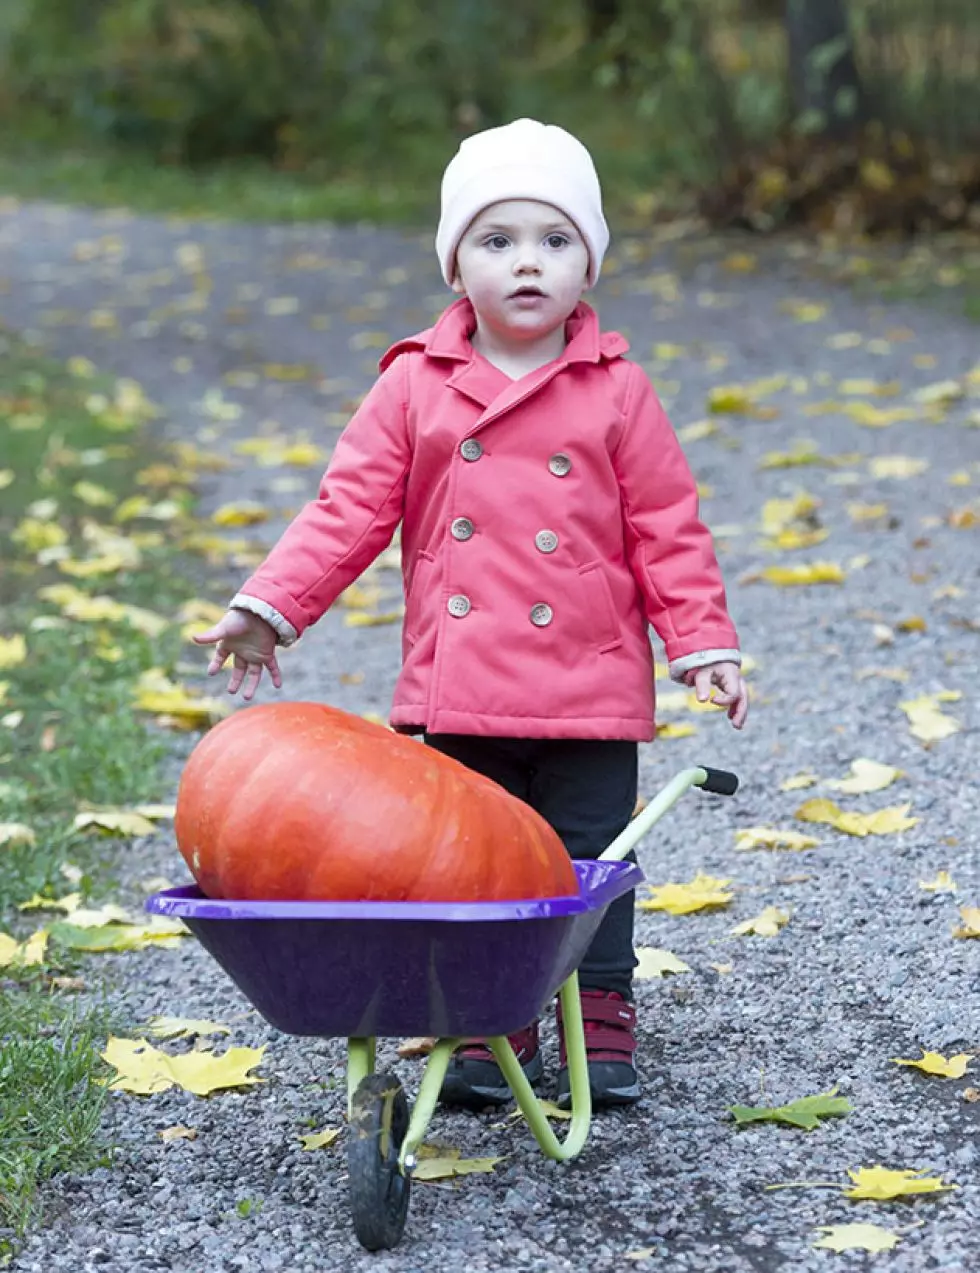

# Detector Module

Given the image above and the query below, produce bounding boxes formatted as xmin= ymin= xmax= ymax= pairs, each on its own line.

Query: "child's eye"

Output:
xmin=545 ymin=233 xmax=570 ymax=249
xmin=485 ymin=234 xmax=510 ymax=250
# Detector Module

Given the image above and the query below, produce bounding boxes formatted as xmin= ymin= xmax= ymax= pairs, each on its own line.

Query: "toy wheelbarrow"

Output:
xmin=145 ymin=764 xmax=737 ymax=1251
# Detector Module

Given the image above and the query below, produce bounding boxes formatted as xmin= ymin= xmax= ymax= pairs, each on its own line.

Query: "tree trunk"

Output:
xmin=785 ymin=0 xmax=868 ymax=138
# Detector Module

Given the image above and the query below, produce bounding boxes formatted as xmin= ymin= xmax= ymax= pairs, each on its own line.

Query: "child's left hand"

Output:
xmin=685 ymin=661 xmax=748 ymax=730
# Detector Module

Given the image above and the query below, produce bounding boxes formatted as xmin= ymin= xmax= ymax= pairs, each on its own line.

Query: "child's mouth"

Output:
xmin=509 ymin=287 xmax=546 ymax=300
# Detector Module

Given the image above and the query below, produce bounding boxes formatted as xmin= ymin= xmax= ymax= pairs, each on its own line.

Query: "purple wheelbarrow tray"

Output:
xmin=145 ymin=859 xmax=644 ymax=1039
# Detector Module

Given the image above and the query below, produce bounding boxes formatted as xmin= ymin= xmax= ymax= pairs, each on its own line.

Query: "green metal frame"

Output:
xmin=345 ymin=766 xmax=714 ymax=1176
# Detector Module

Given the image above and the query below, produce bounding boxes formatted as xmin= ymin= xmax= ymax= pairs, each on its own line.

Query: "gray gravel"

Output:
xmin=1 ymin=200 xmax=978 ymax=1272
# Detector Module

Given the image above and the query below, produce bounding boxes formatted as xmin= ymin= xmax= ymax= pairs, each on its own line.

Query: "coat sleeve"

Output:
xmin=231 ymin=357 xmax=411 ymax=641
xmin=613 ymin=362 xmax=741 ymax=680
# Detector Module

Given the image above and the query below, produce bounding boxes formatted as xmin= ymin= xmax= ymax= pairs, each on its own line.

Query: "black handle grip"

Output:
xmin=698 ymin=767 xmax=739 ymax=796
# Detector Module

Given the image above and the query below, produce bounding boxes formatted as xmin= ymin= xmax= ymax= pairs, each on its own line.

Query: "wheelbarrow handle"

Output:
xmin=598 ymin=765 xmax=739 ymax=863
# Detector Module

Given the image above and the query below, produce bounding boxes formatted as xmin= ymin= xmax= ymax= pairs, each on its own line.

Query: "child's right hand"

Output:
xmin=193 ymin=609 xmax=283 ymax=701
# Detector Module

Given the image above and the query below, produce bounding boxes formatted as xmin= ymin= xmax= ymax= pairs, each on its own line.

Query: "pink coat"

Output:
xmin=234 ymin=298 xmax=740 ymax=740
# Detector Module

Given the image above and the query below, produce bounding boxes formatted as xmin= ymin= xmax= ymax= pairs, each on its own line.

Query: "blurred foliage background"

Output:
xmin=0 ymin=0 xmax=978 ymax=233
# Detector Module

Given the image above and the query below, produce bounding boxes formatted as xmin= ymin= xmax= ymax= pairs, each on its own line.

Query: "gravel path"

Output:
xmin=1 ymin=201 xmax=978 ymax=1272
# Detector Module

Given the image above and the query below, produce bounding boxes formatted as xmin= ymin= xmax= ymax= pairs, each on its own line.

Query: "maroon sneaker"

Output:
xmin=556 ymin=989 xmax=640 ymax=1108
xmin=439 ymin=1020 xmax=543 ymax=1110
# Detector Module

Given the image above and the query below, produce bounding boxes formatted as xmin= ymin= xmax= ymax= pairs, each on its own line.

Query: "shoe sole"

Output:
xmin=556 ymin=1075 xmax=641 ymax=1109
xmin=439 ymin=1051 xmax=544 ymax=1110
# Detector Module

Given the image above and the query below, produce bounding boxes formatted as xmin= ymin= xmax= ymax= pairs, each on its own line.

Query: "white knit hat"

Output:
xmin=436 ymin=118 xmax=609 ymax=288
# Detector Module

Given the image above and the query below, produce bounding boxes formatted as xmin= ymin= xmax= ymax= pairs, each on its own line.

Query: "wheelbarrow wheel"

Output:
xmin=348 ymin=1072 xmax=412 ymax=1251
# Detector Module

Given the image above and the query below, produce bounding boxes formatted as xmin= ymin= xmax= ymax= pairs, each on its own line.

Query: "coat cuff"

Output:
xmin=230 ymin=594 xmax=299 ymax=647
xmin=668 ymin=648 xmax=741 ymax=684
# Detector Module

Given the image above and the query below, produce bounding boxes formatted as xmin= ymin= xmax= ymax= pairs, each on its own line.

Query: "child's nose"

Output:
xmin=513 ymin=247 xmax=543 ymax=273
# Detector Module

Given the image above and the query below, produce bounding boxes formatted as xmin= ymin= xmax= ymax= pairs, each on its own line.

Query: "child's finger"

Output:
xmin=206 ymin=646 xmax=230 ymax=676
xmin=266 ymin=653 xmax=283 ymax=689
xmin=192 ymin=626 xmax=222 ymax=645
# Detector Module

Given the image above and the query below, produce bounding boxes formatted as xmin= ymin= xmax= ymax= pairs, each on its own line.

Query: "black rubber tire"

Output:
xmin=347 ymin=1072 xmax=412 ymax=1251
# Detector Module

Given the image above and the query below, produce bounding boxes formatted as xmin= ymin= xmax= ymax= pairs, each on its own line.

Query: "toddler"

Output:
xmin=195 ymin=118 xmax=748 ymax=1111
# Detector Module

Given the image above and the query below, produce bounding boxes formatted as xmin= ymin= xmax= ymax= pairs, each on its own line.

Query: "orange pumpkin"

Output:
xmin=174 ymin=701 xmax=578 ymax=902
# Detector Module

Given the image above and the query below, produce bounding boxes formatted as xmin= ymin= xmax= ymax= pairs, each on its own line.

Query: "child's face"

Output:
xmin=452 ymin=200 xmax=590 ymax=344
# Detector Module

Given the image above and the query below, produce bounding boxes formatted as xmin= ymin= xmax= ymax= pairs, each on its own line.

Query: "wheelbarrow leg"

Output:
xmin=347 ymin=1037 xmax=377 ymax=1118
xmin=489 ymin=971 xmax=592 ymax=1161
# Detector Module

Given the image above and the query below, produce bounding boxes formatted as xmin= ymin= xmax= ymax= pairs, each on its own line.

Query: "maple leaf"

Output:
xmin=299 ymin=1128 xmax=341 ymax=1151
xmin=918 ymin=871 xmax=956 ymax=893
xmin=638 ymin=872 xmax=734 ymax=915
xmin=730 ymin=1088 xmax=851 ymax=1130
xmin=899 ymin=692 xmax=961 ymax=744
xmin=843 ymin=1165 xmax=956 ymax=1200
xmin=731 ymin=906 xmax=790 ymax=937
xmin=952 ymin=906 xmax=980 ymax=939
xmin=100 ymin=1037 xmax=267 ymax=1095
xmin=823 ymin=758 xmax=903 ymax=794
xmin=735 ymin=826 xmax=820 ymax=851
xmin=73 ymin=809 xmax=157 ymax=837
xmin=812 ymin=1223 xmax=900 ymax=1253
xmin=794 ymin=798 xmax=918 ymax=837
xmin=891 ymin=1050 xmax=972 ymax=1079
xmin=634 ymin=947 xmax=692 ymax=978
xmin=760 ymin=562 xmax=845 ymax=586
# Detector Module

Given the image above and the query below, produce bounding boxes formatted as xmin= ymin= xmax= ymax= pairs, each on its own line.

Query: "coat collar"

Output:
xmin=378 ymin=296 xmax=630 ymax=375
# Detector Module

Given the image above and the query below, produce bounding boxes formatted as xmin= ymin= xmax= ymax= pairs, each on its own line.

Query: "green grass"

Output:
xmin=0 ymin=128 xmax=439 ymax=226
xmin=0 ymin=336 xmax=212 ymax=1244
xmin=0 ymin=986 xmax=119 ymax=1245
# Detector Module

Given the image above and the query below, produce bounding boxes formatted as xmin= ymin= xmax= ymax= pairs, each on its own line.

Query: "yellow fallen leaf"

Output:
xmin=843 ymin=1165 xmax=956 ymax=1201
xmin=952 ymin=906 xmax=980 ymax=939
xmin=343 ymin=609 xmax=404 ymax=627
xmin=734 ymin=827 xmax=820 ymax=851
xmin=159 ymin=1125 xmax=198 ymax=1143
xmin=898 ymin=692 xmax=961 ymax=744
xmin=0 ymin=929 xmax=49 ymax=968
xmin=396 ymin=1037 xmax=438 ymax=1059
xmin=731 ymin=906 xmax=790 ymax=937
xmin=412 ymin=1155 xmax=503 ymax=1181
xmin=847 ymin=501 xmax=889 ymax=522
xmin=780 ymin=299 xmax=828 ymax=323
xmin=869 ymin=455 xmax=929 ymax=480
xmin=795 ymin=798 xmax=918 ymax=837
xmin=50 ymin=918 xmax=187 ymax=951
xmin=766 ymin=527 xmax=829 ymax=550
xmin=708 ymin=385 xmax=755 ymax=414
xmin=812 ymin=1223 xmax=900 ymax=1253
xmin=912 ymin=379 xmax=964 ymax=406
xmin=638 ymin=872 xmax=734 ymax=915
xmin=758 ymin=443 xmax=822 ymax=470
xmin=891 ymin=1050 xmax=972 ymax=1079
xmin=211 ymin=502 xmax=269 ymax=527
xmin=823 ymin=758 xmax=903 ymax=795
xmin=133 ymin=670 xmax=230 ymax=728
xmin=634 ymin=948 xmax=692 ymax=978
xmin=100 ymin=1037 xmax=267 ymax=1096
xmin=144 ymin=1016 xmax=232 ymax=1040
xmin=838 ymin=378 xmax=900 ymax=396
xmin=918 ymin=871 xmax=956 ymax=893
xmin=655 ymin=721 xmax=697 ymax=739
xmin=17 ymin=891 xmax=81 ymax=913
xmin=73 ymin=810 xmax=158 ymax=837
xmin=0 ymin=635 xmax=27 ymax=669
xmin=760 ymin=562 xmax=845 ymax=586
xmin=299 ymin=1128 xmax=342 ymax=1151
xmin=0 ymin=822 xmax=37 ymax=848
xmin=779 ymin=772 xmax=819 ymax=791
xmin=760 ymin=492 xmax=820 ymax=536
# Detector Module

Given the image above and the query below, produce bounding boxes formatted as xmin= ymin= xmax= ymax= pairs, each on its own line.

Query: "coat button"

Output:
xmin=447 ymin=594 xmax=471 ymax=617
xmin=548 ymin=452 xmax=571 ymax=477
xmin=534 ymin=529 xmax=558 ymax=553
xmin=451 ymin=517 xmax=474 ymax=541
xmin=460 ymin=438 xmax=483 ymax=461
xmin=529 ymin=603 xmax=553 ymax=627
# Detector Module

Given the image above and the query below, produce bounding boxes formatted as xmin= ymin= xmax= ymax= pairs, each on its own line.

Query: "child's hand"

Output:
xmin=685 ymin=661 xmax=748 ymax=730
xmin=193 ymin=609 xmax=283 ymax=701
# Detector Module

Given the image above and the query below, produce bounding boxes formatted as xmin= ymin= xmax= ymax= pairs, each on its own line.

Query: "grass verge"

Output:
xmin=0 ymin=333 xmax=218 ymax=1251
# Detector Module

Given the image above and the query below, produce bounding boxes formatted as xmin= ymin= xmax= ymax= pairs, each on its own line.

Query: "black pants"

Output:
xmin=424 ymin=734 xmax=639 ymax=1001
